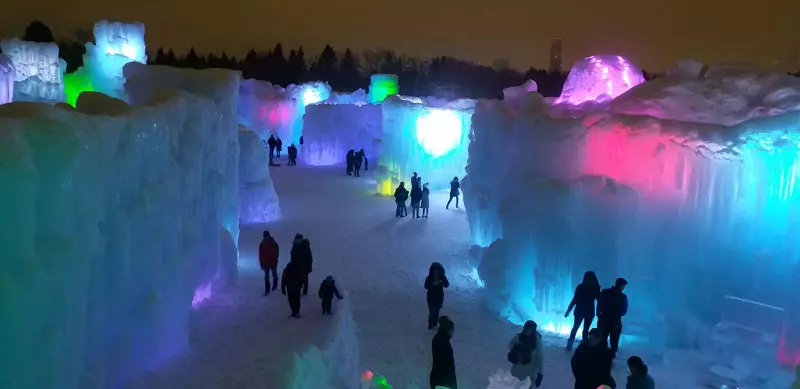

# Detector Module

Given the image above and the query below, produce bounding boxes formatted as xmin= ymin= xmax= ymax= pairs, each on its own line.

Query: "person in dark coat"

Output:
xmin=346 ymin=149 xmax=355 ymax=176
xmin=362 ymin=149 xmax=368 ymax=171
xmin=625 ymin=356 xmax=654 ymax=389
xmin=565 ymin=271 xmax=601 ymax=350
xmin=421 ymin=183 xmax=430 ymax=218
xmin=571 ymin=328 xmax=615 ymax=389
xmin=424 ymin=262 xmax=450 ymax=329
xmin=318 ymin=275 xmax=344 ymax=315
xmin=597 ymin=277 xmax=628 ymax=357
xmin=410 ymin=176 xmax=423 ymax=218
xmin=508 ymin=320 xmax=544 ymax=388
xmin=394 ymin=182 xmax=409 ymax=217
xmin=353 ymin=149 xmax=364 ymax=177
xmin=290 ymin=234 xmax=314 ymax=295
xmin=446 ymin=177 xmax=460 ymax=209
xmin=281 ymin=258 xmax=305 ymax=318
xmin=258 ymin=230 xmax=280 ymax=295
xmin=276 ymin=137 xmax=283 ymax=157
xmin=411 ymin=172 xmax=421 ymax=192
xmin=287 ymin=144 xmax=298 ymax=166
xmin=430 ymin=316 xmax=457 ymax=389
xmin=267 ymin=135 xmax=277 ymax=159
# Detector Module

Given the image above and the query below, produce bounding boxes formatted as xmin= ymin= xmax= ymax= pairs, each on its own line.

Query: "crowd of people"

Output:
xmin=265 ymin=134 xmax=299 ymax=166
xmin=393 ymin=173 xmax=461 ymax=218
xmin=346 ymin=149 xmax=368 ymax=176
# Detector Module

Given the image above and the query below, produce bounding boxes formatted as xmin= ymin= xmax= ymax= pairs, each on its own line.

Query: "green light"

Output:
xmin=63 ymin=69 xmax=94 ymax=107
xmin=369 ymin=74 xmax=398 ymax=103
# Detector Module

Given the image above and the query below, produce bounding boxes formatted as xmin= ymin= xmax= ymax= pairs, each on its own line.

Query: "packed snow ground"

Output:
xmin=123 ymin=161 xmax=775 ymax=389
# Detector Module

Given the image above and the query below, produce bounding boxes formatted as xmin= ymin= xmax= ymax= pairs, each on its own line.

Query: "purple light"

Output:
xmin=192 ymin=282 xmax=212 ymax=307
xmin=555 ymin=55 xmax=645 ymax=105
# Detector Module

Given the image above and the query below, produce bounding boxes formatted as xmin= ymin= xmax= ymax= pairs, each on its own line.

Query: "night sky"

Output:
xmin=2 ymin=0 xmax=798 ymax=71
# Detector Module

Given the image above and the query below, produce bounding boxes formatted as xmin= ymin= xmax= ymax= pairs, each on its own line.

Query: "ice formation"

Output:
xmin=485 ymin=369 xmax=532 ymax=389
xmin=502 ymin=80 xmax=538 ymax=102
xmin=0 ymin=64 xmax=241 ymax=389
xmin=84 ymin=21 xmax=147 ymax=99
xmin=463 ymin=65 xmax=800 ymax=367
xmin=302 ymin=103 xmax=383 ymax=165
xmin=376 ymin=95 xmax=475 ymax=194
xmin=0 ymin=38 xmax=66 ymax=103
xmin=239 ymin=126 xmax=281 ymax=223
xmin=0 ymin=54 xmax=14 ymax=104
xmin=369 ymin=74 xmax=399 ymax=103
xmin=555 ymin=55 xmax=645 ymax=105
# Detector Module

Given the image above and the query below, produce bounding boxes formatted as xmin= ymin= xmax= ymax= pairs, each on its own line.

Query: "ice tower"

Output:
xmin=369 ymin=74 xmax=399 ymax=103
xmin=84 ymin=21 xmax=147 ymax=99
xmin=0 ymin=38 xmax=66 ymax=103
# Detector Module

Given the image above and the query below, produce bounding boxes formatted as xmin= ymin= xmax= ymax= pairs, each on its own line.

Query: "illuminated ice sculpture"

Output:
xmin=0 ymin=38 xmax=66 ymax=103
xmin=301 ymin=102 xmax=383 ymax=166
xmin=369 ymin=74 xmax=399 ymax=103
xmin=0 ymin=54 xmax=14 ymax=104
xmin=285 ymin=81 xmax=331 ymax=142
xmin=376 ymin=96 xmax=474 ymax=194
xmin=84 ymin=21 xmax=147 ymax=98
xmin=555 ymin=55 xmax=645 ymax=105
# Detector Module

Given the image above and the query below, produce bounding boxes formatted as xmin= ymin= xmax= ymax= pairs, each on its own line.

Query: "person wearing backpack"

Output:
xmin=508 ymin=320 xmax=544 ymax=388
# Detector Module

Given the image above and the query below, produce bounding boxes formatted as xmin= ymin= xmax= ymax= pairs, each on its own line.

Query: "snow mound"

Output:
xmin=0 ymin=66 xmax=240 ymax=389
xmin=302 ymin=103 xmax=382 ymax=166
xmin=555 ymin=55 xmax=645 ymax=106
xmin=239 ymin=126 xmax=280 ymax=224
xmin=464 ymin=65 xmax=800 ymax=356
xmin=611 ymin=63 xmax=800 ymax=125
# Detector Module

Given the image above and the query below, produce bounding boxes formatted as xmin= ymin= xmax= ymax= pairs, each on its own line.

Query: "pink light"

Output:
xmin=556 ymin=55 xmax=646 ymax=105
xmin=778 ymin=323 xmax=800 ymax=366
xmin=192 ymin=282 xmax=212 ymax=307
xmin=361 ymin=370 xmax=374 ymax=381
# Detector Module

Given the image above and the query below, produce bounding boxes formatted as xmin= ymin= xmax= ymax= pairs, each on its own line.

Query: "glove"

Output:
xmin=535 ymin=373 xmax=543 ymax=387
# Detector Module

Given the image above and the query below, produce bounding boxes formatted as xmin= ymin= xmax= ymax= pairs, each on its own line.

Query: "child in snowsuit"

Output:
xmin=318 ymin=276 xmax=344 ymax=315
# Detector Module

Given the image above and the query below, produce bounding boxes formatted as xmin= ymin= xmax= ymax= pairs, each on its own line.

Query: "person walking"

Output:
xmin=565 ymin=271 xmax=601 ymax=350
xmin=258 ymin=230 xmax=280 ymax=295
xmin=597 ymin=277 xmax=629 ymax=357
xmin=281 ymin=257 xmax=305 ymax=318
xmin=446 ymin=177 xmax=460 ymax=209
xmin=430 ymin=316 xmax=457 ymax=389
xmin=424 ymin=262 xmax=450 ymax=330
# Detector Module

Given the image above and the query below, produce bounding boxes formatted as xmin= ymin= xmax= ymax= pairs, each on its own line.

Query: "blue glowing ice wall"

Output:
xmin=376 ymin=95 xmax=474 ymax=194
xmin=84 ymin=21 xmax=147 ymax=99
xmin=302 ymin=102 xmax=383 ymax=166
xmin=286 ymin=81 xmax=332 ymax=143
xmin=0 ymin=38 xmax=66 ymax=103
xmin=465 ymin=95 xmax=800 ymax=360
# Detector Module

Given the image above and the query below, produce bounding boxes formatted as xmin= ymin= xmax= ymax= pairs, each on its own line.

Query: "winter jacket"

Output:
xmin=276 ymin=139 xmax=283 ymax=151
xmin=421 ymin=187 xmax=430 ymax=208
xmin=626 ymin=372 xmax=655 ymax=389
xmin=394 ymin=186 xmax=409 ymax=202
xmin=268 ymin=136 xmax=276 ymax=148
xmin=346 ymin=150 xmax=355 ymax=168
xmin=258 ymin=238 xmax=279 ymax=268
xmin=318 ymin=277 xmax=343 ymax=302
xmin=411 ymin=175 xmax=421 ymax=192
xmin=281 ymin=261 xmax=304 ymax=293
xmin=290 ymin=238 xmax=313 ymax=274
xmin=571 ymin=340 xmax=616 ymax=389
xmin=449 ymin=180 xmax=460 ymax=197
xmin=598 ymin=286 xmax=628 ymax=320
xmin=288 ymin=146 xmax=297 ymax=158
xmin=411 ymin=187 xmax=423 ymax=204
xmin=509 ymin=332 xmax=544 ymax=382
xmin=430 ymin=331 xmax=457 ymax=388
xmin=425 ymin=273 xmax=450 ymax=308
xmin=353 ymin=152 xmax=363 ymax=168
xmin=567 ymin=283 xmax=601 ymax=317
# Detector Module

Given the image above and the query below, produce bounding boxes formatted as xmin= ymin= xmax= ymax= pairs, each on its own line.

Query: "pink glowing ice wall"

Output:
xmin=555 ymin=55 xmax=645 ymax=105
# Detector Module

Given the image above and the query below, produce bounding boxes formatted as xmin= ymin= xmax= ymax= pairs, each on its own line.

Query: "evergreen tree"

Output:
xmin=267 ymin=43 xmax=288 ymax=85
xmin=23 ymin=21 xmax=55 ymax=43
xmin=338 ymin=49 xmax=363 ymax=91
xmin=243 ymin=49 xmax=259 ymax=79
xmin=155 ymin=48 xmax=166 ymax=64
xmin=311 ymin=45 xmax=338 ymax=82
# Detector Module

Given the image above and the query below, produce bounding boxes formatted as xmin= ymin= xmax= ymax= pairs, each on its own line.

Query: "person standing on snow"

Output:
xmin=394 ymin=182 xmax=409 ymax=217
xmin=353 ymin=149 xmax=364 ymax=177
xmin=267 ymin=134 xmax=277 ymax=162
xmin=361 ymin=149 xmax=369 ymax=171
xmin=430 ymin=316 xmax=457 ymax=389
xmin=508 ymin=320 xmax=545 ymax=388
xmin=290 ymin=234 xmax=313 ymax=296
xmin=281 ymin=256 xmax=305 ymax=318
xmin=446 ymin=176 xmax=460 ymax=209
xmin=287 ymin=144 xmax=298 ymax=166
xmin=258 ymin=230 xmax=280 ymax=296
xmin=625 ymin=356 xmax=654 ymax=389
xmin=276 ymin=137 xmax=283 ymax=158
xmin=597 ymin=277 xmax=628 ymax=357
xmin=346 ymin=149 xmax=355 ymax=176
xmin=425 ymin=262 xmax=450 ymax=330
xmin=318 ymin=275 xmax=344 ymax=315
xmin=565 ymin=271 xmax=601 ymax=350
xmin=421 ymin=183 xmax=431 ymax=218
xmin=571 ymin=328 xmax=616 ymax=389
xmin=411 ymin=176 xmax=423 ymax=219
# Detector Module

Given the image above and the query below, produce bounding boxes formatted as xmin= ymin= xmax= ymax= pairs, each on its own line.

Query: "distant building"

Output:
xmin=493 ymin=58 xmax=510 ymax=70
xmin=549 ymin=38 xmax=563 ymax=73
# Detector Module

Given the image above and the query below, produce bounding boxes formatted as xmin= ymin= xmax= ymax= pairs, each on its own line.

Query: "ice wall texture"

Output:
xmin=0 ymin=38 xmax=66 ymax=103
xmin=0 ymin=54 xmax=14 ymax=104
xmin=555 ymin=55 xmax=645 ymax=106
xmin=376 ymin=96 xmax=475 ymax=194
xmin=464 ymin=68 xmax=800 ymax=361
xmin=84 ymin=21 xmax=147 ymax=99
xmin=239 ymin=126 xmax=281 ymax=223
xmin=283 ymin=300 xmax=360 ymax=389
xmin=0 ymin=65 xmax=241 ymax=389
xmin=302 ymin=103 xmax=382 ymax=165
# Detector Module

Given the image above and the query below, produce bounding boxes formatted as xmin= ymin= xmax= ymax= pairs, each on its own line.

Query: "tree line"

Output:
xmin=9 ymin=20 xmax=800 ymax=99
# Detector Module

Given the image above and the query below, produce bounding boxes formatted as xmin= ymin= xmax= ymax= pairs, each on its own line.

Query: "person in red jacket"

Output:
xmin=259 ymin=230 xmax=280 ymax=295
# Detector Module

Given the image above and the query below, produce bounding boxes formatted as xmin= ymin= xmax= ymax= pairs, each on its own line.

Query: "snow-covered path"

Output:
xmin=126 ymin=164 xmax=634 ymax=389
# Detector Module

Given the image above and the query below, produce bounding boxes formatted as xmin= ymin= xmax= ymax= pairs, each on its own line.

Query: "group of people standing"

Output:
xmin=258 ymin=231 xmax=343 ymax=318
xmin=266 ymin=134 xmax=299 ymax=166
xmin=345 ymin=149 xmax=368 ymax=176
xmin=565 ymin=272 xmax=629 ymax=358
xmin=394 ymin=172 xmax=431 ymax=218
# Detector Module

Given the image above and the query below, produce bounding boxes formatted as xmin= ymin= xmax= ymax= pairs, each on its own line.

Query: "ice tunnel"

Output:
xmin=376 ymin=96 xmax=475 ymax=195
xmin=555 ymin=55 xmax=645 ymax=105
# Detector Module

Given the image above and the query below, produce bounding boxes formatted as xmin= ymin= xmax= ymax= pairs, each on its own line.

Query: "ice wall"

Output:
xmin=239 ymin=126 xmax=281 ymax=223
xmin=464 ymin=69 xmax=800 ymax=361
xmin=84 ymin=21 xmax=147 ymax=99
xmin=282 ymin=300 xmax=360 ymax=389
xmin=376 ymin=95 xmax=475 ymax=194
xmin=0 ymin=38 xmax=66 ymax=103
xmin=0 ymin=65 xmax=241 ymax=389
xmin=0 ymin=54 xmax=14 ymax=104
xmin=302 ymin=103 xmax=382 ymax=166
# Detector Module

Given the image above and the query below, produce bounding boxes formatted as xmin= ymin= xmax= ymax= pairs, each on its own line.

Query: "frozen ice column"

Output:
xmin=239 ymin=126 xmax=281 ymax=224
xmin=369 ymin=74 xmax=398 ymax=103
xmin=0 ymin=38 xmax=66 ymax=103
xmin=85 ymin=21 xmax=147 ymax=98
xmin=0 ymin=54 xmax=14 ymax=104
